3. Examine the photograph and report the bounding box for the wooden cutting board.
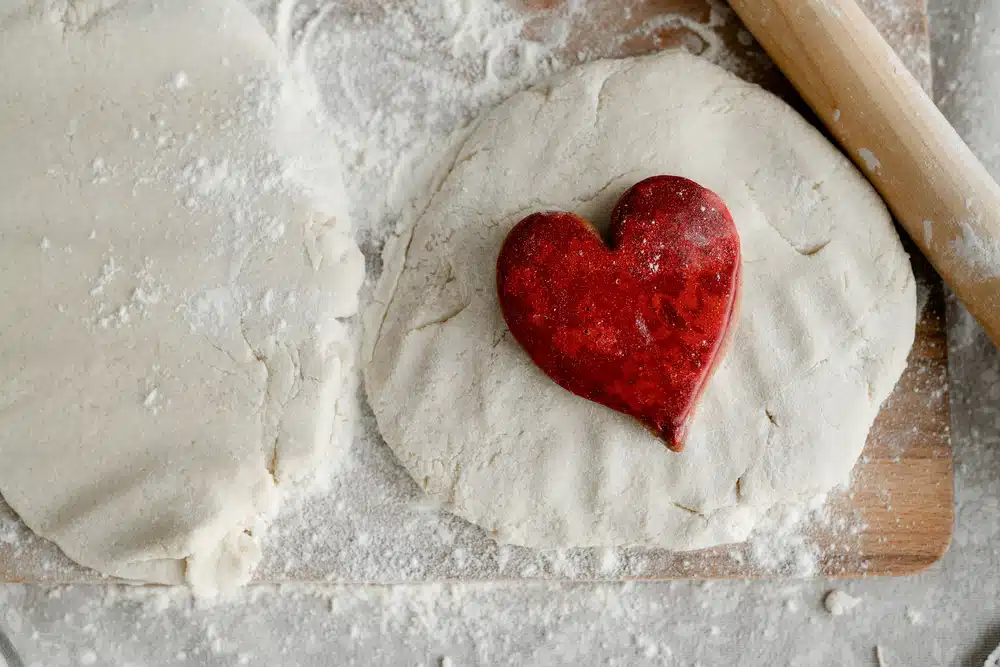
[0,0,951,583]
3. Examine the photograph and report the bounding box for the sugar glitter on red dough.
[496,175,742,452]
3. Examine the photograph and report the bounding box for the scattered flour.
[858,147,883,173]
[746,500,832,577]
[950,220,1000,278]
[276,0,757,247]
[824,589,862,616]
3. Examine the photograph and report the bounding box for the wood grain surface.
[0,0,951,583]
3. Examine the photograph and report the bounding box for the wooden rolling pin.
[729,0,1000,345]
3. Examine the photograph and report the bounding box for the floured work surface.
[0,0,951,583]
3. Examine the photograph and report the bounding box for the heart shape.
[496,175,741,452]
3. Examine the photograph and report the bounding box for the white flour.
[824,588,862,615]
[274,0,754,245]
[950,220,1000,279]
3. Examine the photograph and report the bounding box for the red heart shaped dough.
[496,175,742,452]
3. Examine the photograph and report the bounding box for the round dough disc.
[366,52,915,551]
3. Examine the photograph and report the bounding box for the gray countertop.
[2,1,999,665]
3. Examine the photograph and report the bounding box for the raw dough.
[0,0,363,590]
[366,52,915,551]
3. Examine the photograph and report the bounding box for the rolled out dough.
[366,52,916,551]
[0,0,363,591]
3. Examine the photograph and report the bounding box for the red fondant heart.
[496,175,741,452]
